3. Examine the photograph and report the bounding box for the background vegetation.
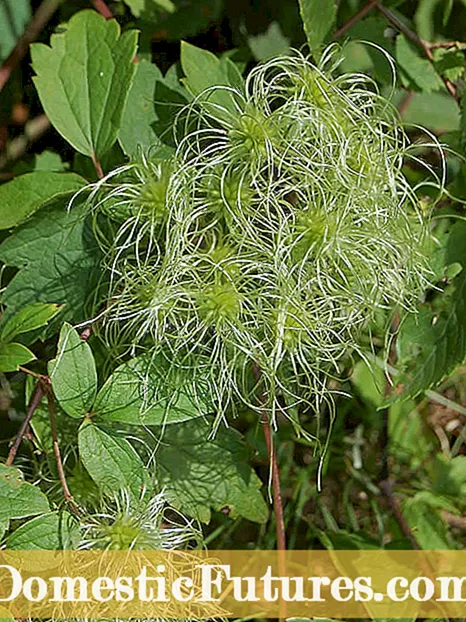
[1,2,466,618]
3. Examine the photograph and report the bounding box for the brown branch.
[427,41,463,49]
[0,0,62,96]
[442,510,466,531]
[375,3,457,98]
[379,479,420,549]
[91,0,114,20]
[252,364,286,551]
[261,414,286,551]
[333,0,380,40]
[46,388,80,515]
[5,381,45,466]
[0,114,51,171]
[91,152,104,179]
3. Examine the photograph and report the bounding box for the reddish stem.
[91,0,114,19]
[5,381,45,466]
[91,152,104,179]
[46,389,80,515]
[333,0,380,39]
[375,3,457,98]
[262,414,287,551]
[0,0,62,96]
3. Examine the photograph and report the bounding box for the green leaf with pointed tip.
[248,22,290,61]
[1,303,62,342]
[79,423,150,500]
[0,199,102,333]
[0,342,35,372]
[6,512,80,550]
[31,10,138,159]
[0,464,49,522]
[93,352,210,425]
[48,323,97,418]
[0,172,86,230]
[298,0,336,56]
[156,419,269,524]
[396,34,444,92]
[181,42,243,119]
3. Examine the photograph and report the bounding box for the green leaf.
[49,323,97,418]
[93,352,210,425]
[0,199,102,331]
[298,0,336,56]
[414,0,440,42]
[343,16,395,84]
[0,464,49,522]
[392,222,466,401]
[351,359,385,408]
[139,0,222,41]
[402,495,450,549]
[0,519,8,542]
[432,455,466,496]
[122,0,175,17]
[443,0,454,24]
[433,48,465,82]
[0,0,31,64]
[396,34,444,92]
[6,512,80,550]
[79,423,150,500]
[119,60,174,158]
[1,303,62,342]
[0,342,35,372]
[0,172,86,230]
[248,22,290,61]
[181,41,243,119]
[12,151,69,175]
[31,10,138,159]
[397,90,460,132]
[156,419,269,524]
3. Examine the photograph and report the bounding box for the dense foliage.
[1,1,466,620]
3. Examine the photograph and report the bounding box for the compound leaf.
[31,10,138,159]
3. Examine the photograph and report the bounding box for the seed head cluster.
[90,47,431,426]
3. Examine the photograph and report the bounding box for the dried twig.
[46,388,80,515]
[379,479,420,549]
[333,0,380,39]
[375,3,457,97]
[91,0,114,20]
[5,381,45,466]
